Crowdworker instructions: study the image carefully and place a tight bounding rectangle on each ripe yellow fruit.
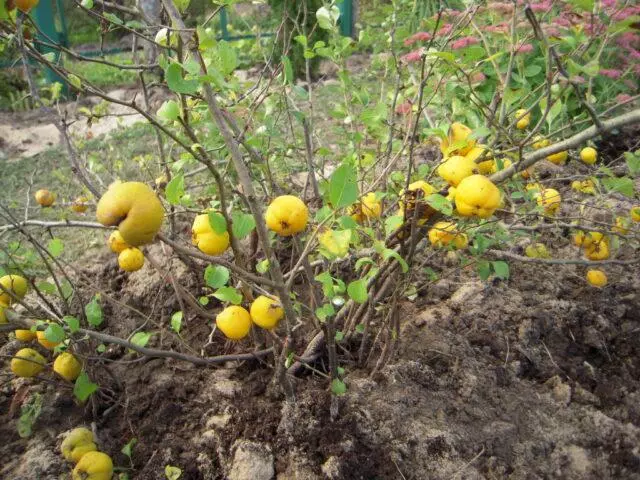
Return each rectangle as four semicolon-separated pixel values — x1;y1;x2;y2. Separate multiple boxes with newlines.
265;195;309;236
15;0;39;12
71;196;89;213
546;150;568;165
428;222;468;249
191;213;230;255
437;155;478;186
571;179;596;195
580;231;605;249
525;182;543;193
350;193;382;223
579;147;597;165
586;269;607;287
250;295;284;330
11;348;46;377
630;206;640;222
446;187;457;201
536;188;561;215
585;241;610;261
37;330;61;350
96;182;164;246
440;122;475;156
61;427;97;464
515;109;531;130
108;230;131;254
216;306;252;340
0;274;28;305
532;136;550;149
525;243;550;258
72;451;113;480
118;248;144;272
53;352;82;382
15;329;36;342
455;175;501;218
464;146;493;175
35;189;55;207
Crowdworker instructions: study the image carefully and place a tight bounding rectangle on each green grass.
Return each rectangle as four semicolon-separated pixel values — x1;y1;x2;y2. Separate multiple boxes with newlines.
64;52;140;89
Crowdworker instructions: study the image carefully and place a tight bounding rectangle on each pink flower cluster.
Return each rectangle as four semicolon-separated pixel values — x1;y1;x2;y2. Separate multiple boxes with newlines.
487;2;514;14
404;31;432;47
485;23;509;34
611;6;640;21
401;49;423;64
529;1;552;13
599;69;623;79
451;36;479;50
395;102;412;115
515;43;534;55
437;24;453;37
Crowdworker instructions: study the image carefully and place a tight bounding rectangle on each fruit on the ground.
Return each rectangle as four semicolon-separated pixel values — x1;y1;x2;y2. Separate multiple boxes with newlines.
585;240;610;261
191;213;230;255
464;146;493;174
118;248;144;272
613;216;630;235
437;155;478;186
216;306;252;340
428;221;468;249
108;231;131;254
536;188;561;215
15;0;39;11
53;352;82;382
71;197;89;213
0;274;28;305
96;182;164;246
35;189;55;207
525;182;543;193
546;150;568;165
265;195;309;236
440;122;475;156
586;269;607;287
72;451;113;480
579;231;605;249
455;175;501;218
579;147;597;165
515;109;531;130
631;206;640;222
571;179;596;195
350;193;382;223
398;180;436;222
250;295;284;330
10;348;46;377
525;243;550;258
15;329;36;342
61;427;98;463
37;330;61;350
532;136;550;149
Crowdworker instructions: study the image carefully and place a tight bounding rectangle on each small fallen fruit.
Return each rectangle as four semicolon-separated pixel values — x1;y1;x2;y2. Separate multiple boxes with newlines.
72;451;113;480
71;196;89;213
546;150;568;165
96;182;164;246
216;306;252;340
11;348;46;377
15;329;36;342
515;108;531;130
250;295;284;329
440;122;475;156
53;352;82;382
108;230;131;254
579;147;597;165
350;192;382;223
525;243;550;258
585;240;610;261
37;330;61;350
61;427;98;464
631;206;640;222
586;269;607;287
580;231;606;249
191;213;230;255
571;179;596;195
265;195;309;236
437;155;478;186
536;188;561;215
455;175;501;218
35;189;55;207
428;221;468;249
0;274;28;305
118;248;145;272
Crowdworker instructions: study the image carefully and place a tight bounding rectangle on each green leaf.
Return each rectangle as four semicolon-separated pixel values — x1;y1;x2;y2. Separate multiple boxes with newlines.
199;296;210;306
256;259;270;274
45;323;65;343
130;332;152;348
601;177;634;197
204;265;230;289
103;12;123;24
314;271;335;299
37;281;57;295
382;248;409;273
567;0;594;11
80;0;93;8
213;286;242;305
174;0;190;12
335;331;344;342
208;212;227;234
316;5;340;30
166;63;199;94
329;163;358;209
477;261;491;281
63;315;80;333
96;344;106;353
282;56;293;85
17;393;42;438
165;173;185;205
157;100;180;122
331;378;347;396
426;194;453;216
384;215;404;238
355;324;365;334
74;373;98;402
524;64;542;77
47;238;64;257
213;41;238;75
170;312;183;334
347;279;368;304
624;151;640;176
315;303;335;322
492;261;510;280
84;295;103;327
231;212;256;239
121;438;137;459
60;280;73;300
165;465;183;480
